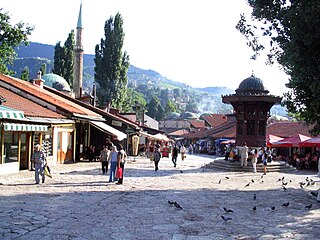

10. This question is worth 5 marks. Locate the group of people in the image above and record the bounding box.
[100,138,127,185]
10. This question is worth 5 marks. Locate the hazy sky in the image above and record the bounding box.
[1,0,289,95]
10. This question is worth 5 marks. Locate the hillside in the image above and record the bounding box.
[8,42,287,117]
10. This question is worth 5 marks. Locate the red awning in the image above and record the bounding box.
[266,134,284,147]
[299,137,320,147]
[270,134,311,147]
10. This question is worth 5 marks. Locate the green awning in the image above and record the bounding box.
[0,106,25,119]
[3,123,48,132]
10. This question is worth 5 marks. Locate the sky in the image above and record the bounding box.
[0,0,289,95]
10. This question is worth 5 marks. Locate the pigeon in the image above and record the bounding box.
[305,204,312,210]
[245,183,250,187]
[221,215,232,221]
[289,180,292,183]
[180,170,183,173]
[271,206,276,210]
[310,191,318,197]
[253,206,257,211]
[261,180,264,183]
[282,182,288,186]
[306,182,310,187]
[283,186,287,191]
[223,207,234,213]
[218,179,221,184]
[251,179,255,183]
[253,194,256,200]
[300,182,306,185]
[168,201,176,205]
[281,176,285,181]
[261,175,264,179]
[277,178,282,182]
[311,181,315,186]
[174,202,183,209]
[225,177,230,179]
[300,184,304,189]
[282,202,290,207]
[306,177,309,181]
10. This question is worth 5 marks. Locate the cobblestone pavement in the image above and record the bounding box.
[0,154,319,240]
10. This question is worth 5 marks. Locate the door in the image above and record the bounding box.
[19,133,29,170]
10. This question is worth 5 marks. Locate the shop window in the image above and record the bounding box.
[3,132,19,163]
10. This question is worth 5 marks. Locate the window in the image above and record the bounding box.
[3,132,19,163]
[259,121,266,135]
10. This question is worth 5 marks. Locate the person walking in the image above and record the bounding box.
[108,145,118,182]
[241,142,248,167]
[180,144,186,161]
[251,149,258,173]
[154,147,161,171]
[100,145,110,174]
[172,145,178,167]
[116,144,127,185]
[32,144,46,184]
[262,148,268,175]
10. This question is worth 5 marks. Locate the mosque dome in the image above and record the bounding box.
[235,74,269,95]
[42,73,71,92]
[179,111,198,120]
[166,112,180,120]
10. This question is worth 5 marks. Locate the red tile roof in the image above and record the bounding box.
[0,74,101,119]
[182,128,209,139]
[266,121,312,138]
[188,119,205,129]
[0,86,65,118]
[168,129,189,136]
[200,114,228,128]
[207,120,237,139]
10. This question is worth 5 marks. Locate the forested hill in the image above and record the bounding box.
[9,42,287,117]
[12,42,233,93]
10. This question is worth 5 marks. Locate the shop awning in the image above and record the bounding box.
[90,121,127,141]
[2,123,48,132]
[0,106,25,119]
[140,131,163,141]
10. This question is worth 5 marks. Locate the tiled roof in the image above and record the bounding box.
[0,74,101,119]
[207,120,237,139]
[0,86,65,119]
[266,121,312,138]
[200,114,228,128]
[44,86,140,129]
[188,119,205,129]
[182,128,209,139]
[168,129,189,136]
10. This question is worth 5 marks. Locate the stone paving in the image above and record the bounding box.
[0,154,319,240]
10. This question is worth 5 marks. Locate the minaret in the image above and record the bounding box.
[73,2,84,98]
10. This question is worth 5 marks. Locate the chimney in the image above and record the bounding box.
[33,70,44,89]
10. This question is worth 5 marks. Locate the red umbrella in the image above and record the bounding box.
[299,137,320,147]
[270,134,311,147]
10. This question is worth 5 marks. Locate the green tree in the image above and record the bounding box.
[53,42,65,76]
[94,12,130,110]
[185,101,200,113]
[40,63,46,75]
[236,0,320,134]
[147,96,164,121]
[164,99,177,118]
[63,30,75,87]
[0,9,33,74]
[20,66,29,80]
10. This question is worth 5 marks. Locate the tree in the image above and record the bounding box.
[63,30,75,87]
[147,96,164,121]
[164,99,177,118]
[236,0,320,134]
[0,9,33,74]
[20,66,29,80]
[53,30,75,87]
[40,63,47,75]
[53,42,64,76]
[94,12,130,110]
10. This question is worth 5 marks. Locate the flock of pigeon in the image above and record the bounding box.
[168,174,318,222]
